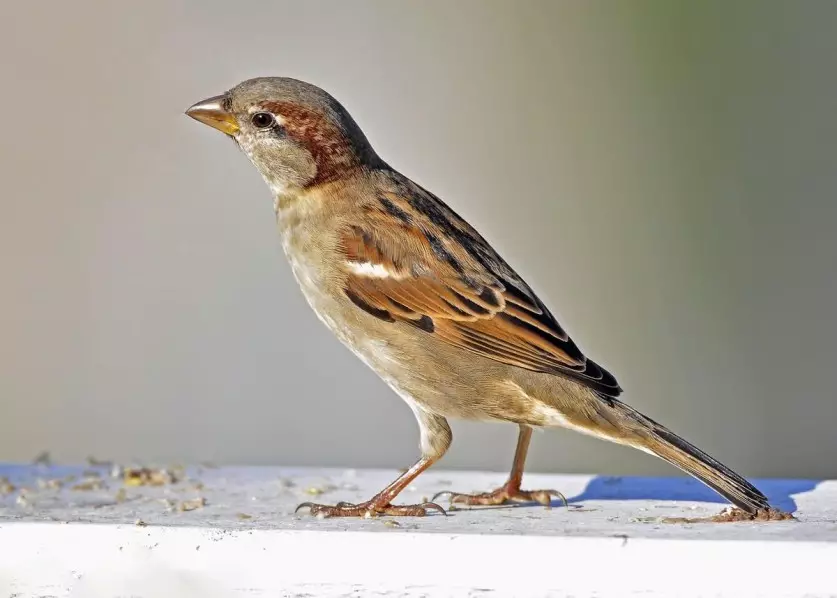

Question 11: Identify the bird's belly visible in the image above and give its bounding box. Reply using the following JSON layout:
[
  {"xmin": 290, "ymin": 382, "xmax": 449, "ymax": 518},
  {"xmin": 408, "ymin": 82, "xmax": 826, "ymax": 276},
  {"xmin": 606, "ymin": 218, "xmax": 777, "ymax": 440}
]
[
  {"xmin": 278, "ymin": 222, "xmax": 544, "ymax": 422},
  {"xmin": 281, "ymin": 247, "xmax": 447, "ymax": 408},
  {"xmin": 287, "ymin": 259, "xmax": 393, "ymax": 372},
  {"xmin": 283, "ymin": 250, "xmax": 349, "ymax": 340}
]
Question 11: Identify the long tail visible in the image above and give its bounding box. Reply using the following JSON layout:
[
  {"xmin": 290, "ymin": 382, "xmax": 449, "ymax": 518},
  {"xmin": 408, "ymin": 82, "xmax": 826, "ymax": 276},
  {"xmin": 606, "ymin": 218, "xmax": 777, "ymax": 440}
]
[{"xmin": 611, "ymin": 401, "xmax": 770, "ymax": 513}]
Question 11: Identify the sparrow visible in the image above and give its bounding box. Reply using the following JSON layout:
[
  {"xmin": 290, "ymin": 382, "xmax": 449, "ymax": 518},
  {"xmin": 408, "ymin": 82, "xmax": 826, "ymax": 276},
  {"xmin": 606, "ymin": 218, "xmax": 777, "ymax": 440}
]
[{"xmin": 186, "ymin": 77, "xmax": 772, "ymax": 518}]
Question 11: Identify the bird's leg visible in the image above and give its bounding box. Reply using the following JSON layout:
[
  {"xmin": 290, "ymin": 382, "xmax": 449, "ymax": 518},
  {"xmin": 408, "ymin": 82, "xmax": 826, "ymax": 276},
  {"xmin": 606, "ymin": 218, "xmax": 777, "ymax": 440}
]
[
  {"xmin": 297, "ymin": 456, "xmax": 445, "ymax": 518},
  {"xmin": 297, "ymin": 410, "xmax": 451, "ymax": 518},
  {"xmin": 434, "ymin": 425, "xmax": 566, "ymax": 508}
]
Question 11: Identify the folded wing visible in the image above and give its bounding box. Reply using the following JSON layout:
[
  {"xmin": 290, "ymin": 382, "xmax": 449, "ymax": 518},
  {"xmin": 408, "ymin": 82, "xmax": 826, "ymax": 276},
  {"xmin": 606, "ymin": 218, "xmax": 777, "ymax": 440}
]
[{"xmin": 339, "ymin": 175, "xmax": 622, "ymax": 398}]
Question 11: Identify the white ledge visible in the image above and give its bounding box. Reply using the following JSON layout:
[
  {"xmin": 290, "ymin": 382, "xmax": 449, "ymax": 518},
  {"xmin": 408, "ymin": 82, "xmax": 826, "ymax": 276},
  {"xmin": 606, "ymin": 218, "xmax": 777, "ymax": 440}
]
[{"xmin": 1, "ymin": 464, "xmax": 836, "ymax": 597}]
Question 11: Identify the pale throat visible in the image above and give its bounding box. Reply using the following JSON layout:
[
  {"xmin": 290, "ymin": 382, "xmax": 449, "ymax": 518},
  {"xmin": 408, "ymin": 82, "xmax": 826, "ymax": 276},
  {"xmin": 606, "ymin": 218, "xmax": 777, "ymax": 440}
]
[
  {"xmin": 259, "ymin": 171, "xmax": 290, "ymax": 211},
  {"xmin": 263, "ymin": 172, "xmax": 311, "ymax": 215},
  {"xmin": 272, "ymin": 186, "xmax": 322, "ymax": 244},
  {"xmin": 255, "ymin": 162, "xmax": 313, "ymax": 213}
]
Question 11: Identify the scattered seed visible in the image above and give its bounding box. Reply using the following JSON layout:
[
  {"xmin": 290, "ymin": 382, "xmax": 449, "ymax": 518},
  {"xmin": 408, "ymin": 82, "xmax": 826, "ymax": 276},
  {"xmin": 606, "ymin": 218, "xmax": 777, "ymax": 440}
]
[
  {"xmin": 123, "ymin": 467, "xmax": 180, "ymax": 487},
  {"xmin": 304, "ymin": 484, "xmax": 337, "ymax": 496},
  {"xmin": 0, "ymin": 477, "xmax": 16, "ymax": 495},
  {"xmin": 37, "ymin": 478, "xmax": 63, "ymax": 490},
  {"xmin": 178, "ymin": 497, "xmax": 207, "ymax": 512},
  {"xmin": 72, "ymin": 478, "xmax": 104, "ymax": 491}
]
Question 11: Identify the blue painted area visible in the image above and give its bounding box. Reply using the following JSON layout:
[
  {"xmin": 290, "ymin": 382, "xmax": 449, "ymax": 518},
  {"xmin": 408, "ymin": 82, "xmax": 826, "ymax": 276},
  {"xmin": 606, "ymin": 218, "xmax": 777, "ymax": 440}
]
[
  {"xmin": 0, "ymin": 463, "xmax": 105, "ymax": 480},
  {"xmin": 565, "ymin": 475, "xmax": 820, "ymax": 513}
]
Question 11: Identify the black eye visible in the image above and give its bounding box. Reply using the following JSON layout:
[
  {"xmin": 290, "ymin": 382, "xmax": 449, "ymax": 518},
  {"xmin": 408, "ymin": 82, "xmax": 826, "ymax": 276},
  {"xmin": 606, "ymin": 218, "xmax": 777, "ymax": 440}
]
[{"xmin": 251, "ymin": 112, "xmax": 275, "ymax": 129}]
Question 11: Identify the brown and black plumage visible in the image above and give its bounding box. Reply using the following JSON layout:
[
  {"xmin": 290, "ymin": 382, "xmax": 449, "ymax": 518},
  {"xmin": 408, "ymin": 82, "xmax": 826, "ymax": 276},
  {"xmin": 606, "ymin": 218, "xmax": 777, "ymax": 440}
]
[{"xmin": 186, "ymin": 77, "xmax": 771, "ymax": 518}]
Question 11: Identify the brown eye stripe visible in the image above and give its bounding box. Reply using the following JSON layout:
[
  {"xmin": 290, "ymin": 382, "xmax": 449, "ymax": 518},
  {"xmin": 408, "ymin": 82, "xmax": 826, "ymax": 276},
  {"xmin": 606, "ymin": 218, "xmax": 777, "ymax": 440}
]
[{"xmin": 259, "ymin": 100, "xmax": 362, "ymax": 186}]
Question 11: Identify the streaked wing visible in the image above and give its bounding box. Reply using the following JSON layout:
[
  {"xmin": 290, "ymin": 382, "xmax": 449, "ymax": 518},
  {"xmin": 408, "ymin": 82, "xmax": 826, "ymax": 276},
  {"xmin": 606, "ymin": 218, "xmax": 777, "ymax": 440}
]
[{"xmin": 339, "ymin": 173, "xmax": 622, "ymax": 397}]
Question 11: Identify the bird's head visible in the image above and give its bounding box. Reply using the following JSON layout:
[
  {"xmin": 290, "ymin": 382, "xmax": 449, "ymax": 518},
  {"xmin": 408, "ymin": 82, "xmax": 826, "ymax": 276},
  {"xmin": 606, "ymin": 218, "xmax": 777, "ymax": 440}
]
[{"xmin": 186, "ymin": 77, "xmax": 381, "ymax": 196}]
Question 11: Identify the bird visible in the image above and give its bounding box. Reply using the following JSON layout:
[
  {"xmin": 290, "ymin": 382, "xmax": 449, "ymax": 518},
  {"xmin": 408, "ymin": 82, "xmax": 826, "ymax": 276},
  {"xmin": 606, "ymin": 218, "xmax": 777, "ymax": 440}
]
[{"xmin": 186, "ymin": 77, "xmax": 771, "ymax": 518}]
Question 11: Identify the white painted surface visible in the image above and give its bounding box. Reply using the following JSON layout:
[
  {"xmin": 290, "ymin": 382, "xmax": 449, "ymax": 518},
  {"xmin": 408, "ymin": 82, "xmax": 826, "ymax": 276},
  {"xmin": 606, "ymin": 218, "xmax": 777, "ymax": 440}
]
[{"xmin": 1, "ymin": 464, "xmax": 836, "ymax": 597}]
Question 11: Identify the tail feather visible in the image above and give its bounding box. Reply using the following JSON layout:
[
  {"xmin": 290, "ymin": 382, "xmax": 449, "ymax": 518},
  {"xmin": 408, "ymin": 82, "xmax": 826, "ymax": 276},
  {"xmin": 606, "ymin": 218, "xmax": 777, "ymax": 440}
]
[{"xmin": 614, "ymin": 402, "xmax": 770, "ymax": 513}]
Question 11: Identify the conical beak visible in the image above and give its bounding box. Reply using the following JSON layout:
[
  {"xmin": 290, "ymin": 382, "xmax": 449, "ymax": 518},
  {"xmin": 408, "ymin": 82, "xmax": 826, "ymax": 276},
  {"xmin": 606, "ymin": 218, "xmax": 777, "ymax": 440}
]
[{"xmin": 185, "ymin": 94, "xmax": 239, "ymax": 135}]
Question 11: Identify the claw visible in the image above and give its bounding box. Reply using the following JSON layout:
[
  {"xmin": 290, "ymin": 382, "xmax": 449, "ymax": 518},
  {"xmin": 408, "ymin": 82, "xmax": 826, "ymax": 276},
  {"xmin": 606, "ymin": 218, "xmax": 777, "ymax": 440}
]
[
  {"xmin": 431, "ymin": 490, "xmax": 455, "ymax": 503},
  {"xmin": 294, "ymin": 502, "xmax": 315, "ymax": 514},
  {"xmin": 421, "ymin": 501, "xmax": 448, "ymax": 516},
  {"xmin": 543, "ymin": 489, "xmax": 568, "ymax": 508}
]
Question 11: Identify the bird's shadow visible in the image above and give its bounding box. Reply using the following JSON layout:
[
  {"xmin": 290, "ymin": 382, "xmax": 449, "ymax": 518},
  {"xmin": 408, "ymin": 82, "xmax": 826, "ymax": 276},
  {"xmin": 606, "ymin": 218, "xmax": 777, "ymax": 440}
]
[{"xmin": 561, "ymin": 475, "xmax": 819, "ymax": 514}]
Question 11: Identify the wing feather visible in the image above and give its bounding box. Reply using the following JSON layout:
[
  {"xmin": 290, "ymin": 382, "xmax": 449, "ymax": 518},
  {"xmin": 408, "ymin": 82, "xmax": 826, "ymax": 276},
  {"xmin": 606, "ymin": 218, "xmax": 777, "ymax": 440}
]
[{"xmin": 339, "ymin": 174, "xmax": 622, "ymax": 397}]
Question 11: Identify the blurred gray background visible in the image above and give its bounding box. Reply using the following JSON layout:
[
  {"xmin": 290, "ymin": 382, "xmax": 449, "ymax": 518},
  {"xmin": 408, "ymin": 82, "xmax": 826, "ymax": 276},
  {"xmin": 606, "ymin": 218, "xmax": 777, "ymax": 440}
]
[{"xmin": 2, "ymin": 1, "xmax": 835, "ymax": 479}]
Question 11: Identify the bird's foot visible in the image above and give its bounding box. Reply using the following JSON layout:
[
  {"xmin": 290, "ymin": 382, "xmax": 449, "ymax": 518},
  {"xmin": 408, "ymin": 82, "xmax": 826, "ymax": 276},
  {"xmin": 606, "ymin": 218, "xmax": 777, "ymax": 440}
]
[
  {"xmin": 295, "ymin": 499, "xmax": 447, "ymax": 518},
  {"xmin": 433, "ymin": 485, "xmax": 567, "ymax": 508}
]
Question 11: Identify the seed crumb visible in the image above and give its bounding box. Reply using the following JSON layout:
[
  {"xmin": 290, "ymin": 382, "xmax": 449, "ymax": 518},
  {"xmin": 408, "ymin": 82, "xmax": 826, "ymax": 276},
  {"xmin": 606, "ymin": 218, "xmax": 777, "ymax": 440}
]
[
  {"xmin": 37, "ymin": 478, "xmax": 64, "ymax": 490},
  {"xmin": 663, "ymin": 506, "xmax": 794, "ymax": 523},
  {"xmin": 0, "ymin": 477, "xmax": 16, "ymax": 495},
  {"xmin": 304, "ymin": 484, "xmax": 337, "ymax": 496},
  {"xmin": 123, "ymin": 467, "xmax": 181, "ymax": 487},
  {"xmin": 178, "ymin": 497, "xmax": 207, "ymax": 512},
  {"xmin": 71, "ymin": 478, "xmax": 105, "ymax": 492}
]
